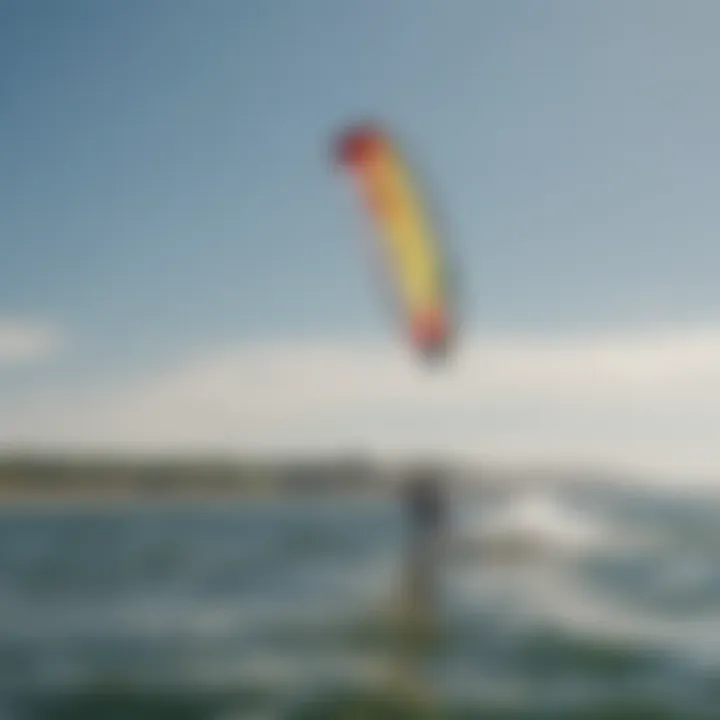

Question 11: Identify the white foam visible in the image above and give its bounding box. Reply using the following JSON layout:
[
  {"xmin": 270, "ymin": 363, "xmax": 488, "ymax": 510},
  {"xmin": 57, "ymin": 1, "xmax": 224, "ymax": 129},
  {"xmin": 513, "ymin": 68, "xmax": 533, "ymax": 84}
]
[
  {"xmin": 452, "ymin": 540, "xmax": 720, "ymax": 666},
  {"xmin": 453, "ymin": 492, "xmax": 609, "ymax": 563}
]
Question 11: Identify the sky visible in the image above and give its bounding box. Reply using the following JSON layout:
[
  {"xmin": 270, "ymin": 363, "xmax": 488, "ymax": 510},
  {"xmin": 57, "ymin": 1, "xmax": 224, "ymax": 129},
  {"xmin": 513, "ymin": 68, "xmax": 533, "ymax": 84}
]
[{"xmin": 3, "ymin": 0, "xmax": 720, "ymax": 480}]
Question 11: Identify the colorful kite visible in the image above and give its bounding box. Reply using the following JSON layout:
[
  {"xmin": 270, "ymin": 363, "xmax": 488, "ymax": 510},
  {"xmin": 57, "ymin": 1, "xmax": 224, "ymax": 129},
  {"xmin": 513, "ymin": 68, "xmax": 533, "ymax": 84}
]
[{"xmin": 334, "ymin": 123, "xmax": 454, "ymax": 364}]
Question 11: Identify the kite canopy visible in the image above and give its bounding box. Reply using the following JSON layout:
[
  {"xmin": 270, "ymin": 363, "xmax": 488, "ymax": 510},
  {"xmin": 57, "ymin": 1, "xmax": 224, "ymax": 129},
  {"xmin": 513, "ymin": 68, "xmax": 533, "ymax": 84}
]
[{"xmin": 334, "ymin": 123, "xmax": 454, "ymax": 364}]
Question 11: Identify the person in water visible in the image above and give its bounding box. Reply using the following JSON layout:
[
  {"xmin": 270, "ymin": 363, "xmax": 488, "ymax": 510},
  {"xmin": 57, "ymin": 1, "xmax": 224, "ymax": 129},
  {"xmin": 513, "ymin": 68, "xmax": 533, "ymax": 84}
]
[
  {"xmin": 387, "ymin": 465, "xmax": 449, "ymax": 705},
  {"xmin": 400, "ymin": 465, "xmax": 448, "ymax": 629}
]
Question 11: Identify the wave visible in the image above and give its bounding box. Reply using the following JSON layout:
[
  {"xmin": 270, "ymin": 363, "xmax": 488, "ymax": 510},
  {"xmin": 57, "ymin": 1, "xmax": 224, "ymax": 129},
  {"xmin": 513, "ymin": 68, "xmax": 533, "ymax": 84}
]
[{"xmin": 451, "ymin": 491, "xmax": 613, "ymax": 565}]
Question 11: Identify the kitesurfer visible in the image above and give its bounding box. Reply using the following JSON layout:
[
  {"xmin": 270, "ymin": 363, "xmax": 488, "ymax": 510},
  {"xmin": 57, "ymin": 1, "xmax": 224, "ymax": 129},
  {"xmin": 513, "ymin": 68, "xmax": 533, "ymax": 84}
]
[{"xmin": 401, "ymin": 465, "xmax": 448, "ymax": 629}]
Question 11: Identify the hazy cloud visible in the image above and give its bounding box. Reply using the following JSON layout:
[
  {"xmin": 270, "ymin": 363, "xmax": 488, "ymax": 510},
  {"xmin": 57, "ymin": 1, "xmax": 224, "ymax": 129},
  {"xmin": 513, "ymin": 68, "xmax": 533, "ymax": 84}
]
[
  {"xmin": 0, "ymin": 319, "xmax": 66, "ymax": 365},
  {"xmin": 5, "ymin": 324, "xmax": 720, "ymax": 481}
]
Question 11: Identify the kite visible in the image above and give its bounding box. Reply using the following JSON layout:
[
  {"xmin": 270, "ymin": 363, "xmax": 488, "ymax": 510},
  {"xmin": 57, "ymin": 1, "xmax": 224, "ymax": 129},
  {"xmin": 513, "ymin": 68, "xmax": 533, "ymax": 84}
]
[{"xmin": 334, "ymin": 123, "xmax": 455, "ymax": 364}]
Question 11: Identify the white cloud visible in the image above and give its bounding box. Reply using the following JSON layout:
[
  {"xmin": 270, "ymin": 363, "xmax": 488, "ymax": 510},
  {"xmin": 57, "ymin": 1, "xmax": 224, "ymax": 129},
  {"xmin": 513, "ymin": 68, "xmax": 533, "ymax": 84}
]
[
  {"xmin": 0, "ymin": 319, "xmax": 65, "ymax": 365},
  {"xmin": 4, "ymin": 324, "xmax": 720, "ymax": 482}
]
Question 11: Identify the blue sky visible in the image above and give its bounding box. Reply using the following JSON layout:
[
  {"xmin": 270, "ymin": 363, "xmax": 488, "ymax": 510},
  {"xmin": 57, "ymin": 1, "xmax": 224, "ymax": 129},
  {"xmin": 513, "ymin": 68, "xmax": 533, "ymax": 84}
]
[{"xmin": 3, "ymin": 1, "xmax": 720, "ymax": 475}]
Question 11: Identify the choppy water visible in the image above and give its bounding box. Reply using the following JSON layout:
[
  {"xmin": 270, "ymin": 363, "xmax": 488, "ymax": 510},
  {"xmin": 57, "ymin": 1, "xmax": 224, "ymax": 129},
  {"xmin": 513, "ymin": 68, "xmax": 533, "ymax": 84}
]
[{"xmin": 2, "ymin": 482, "xmax": 720, "ymax": 718}]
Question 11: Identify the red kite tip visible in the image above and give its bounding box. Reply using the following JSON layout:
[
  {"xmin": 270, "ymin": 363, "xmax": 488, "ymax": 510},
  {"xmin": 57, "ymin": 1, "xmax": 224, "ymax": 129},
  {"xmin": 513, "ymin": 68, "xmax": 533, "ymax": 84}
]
[
  {"xmin": 335, "ymin": 124, "xmax": 385, "ymax": 167},
  {"xmin": 412, "ymin": 308, "xmax": 450, "ymax": 361}
]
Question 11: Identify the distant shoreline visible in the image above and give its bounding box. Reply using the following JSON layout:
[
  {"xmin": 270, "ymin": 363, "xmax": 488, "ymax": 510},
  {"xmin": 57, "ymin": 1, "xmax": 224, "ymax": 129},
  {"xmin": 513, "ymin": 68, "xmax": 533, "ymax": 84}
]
[
  {"xmin": 0, "ymin": 452, "xmax": 685, "ymax": 506},
  {"xmin": 0, "ymin": 493, "xmax": 393, "ymax": 513},
  {"xmin": 0, "ymin": 455, "xmax": 396, "ymax": 506}
]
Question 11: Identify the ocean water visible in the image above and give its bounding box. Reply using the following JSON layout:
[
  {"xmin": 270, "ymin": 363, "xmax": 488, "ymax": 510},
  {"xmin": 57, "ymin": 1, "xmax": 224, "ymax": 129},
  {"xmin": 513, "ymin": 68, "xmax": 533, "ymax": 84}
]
[{"xmin": 1, "ymin": 483, "xmax": 720, "ymax": 719}]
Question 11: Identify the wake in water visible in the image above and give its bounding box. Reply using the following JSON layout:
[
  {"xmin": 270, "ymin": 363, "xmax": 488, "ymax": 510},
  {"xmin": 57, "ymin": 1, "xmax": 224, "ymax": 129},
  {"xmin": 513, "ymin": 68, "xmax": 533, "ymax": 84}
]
[
  {"xmin": 451, "ymin": 491, "xmax": 611, "ymax": 565},
  {"xmin": 449, "ymin": 485, "xmax": 720, "ymax": 700}
]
